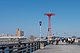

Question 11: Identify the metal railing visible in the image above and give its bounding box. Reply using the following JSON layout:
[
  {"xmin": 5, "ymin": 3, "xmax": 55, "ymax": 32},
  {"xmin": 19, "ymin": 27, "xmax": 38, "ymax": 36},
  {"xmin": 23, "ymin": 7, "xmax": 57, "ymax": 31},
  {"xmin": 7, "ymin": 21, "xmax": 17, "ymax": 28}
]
[{"xmin": 0, "ymin": 41, "xmax": 47, "ymax": 53}]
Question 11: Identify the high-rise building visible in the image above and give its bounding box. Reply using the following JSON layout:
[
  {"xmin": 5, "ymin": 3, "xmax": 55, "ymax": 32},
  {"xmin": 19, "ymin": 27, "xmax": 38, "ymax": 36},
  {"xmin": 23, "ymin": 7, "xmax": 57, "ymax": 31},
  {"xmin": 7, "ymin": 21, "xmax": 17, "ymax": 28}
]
[{"xmin": 16, "ymin": 28, "xmax": 24, "ymax": 36}]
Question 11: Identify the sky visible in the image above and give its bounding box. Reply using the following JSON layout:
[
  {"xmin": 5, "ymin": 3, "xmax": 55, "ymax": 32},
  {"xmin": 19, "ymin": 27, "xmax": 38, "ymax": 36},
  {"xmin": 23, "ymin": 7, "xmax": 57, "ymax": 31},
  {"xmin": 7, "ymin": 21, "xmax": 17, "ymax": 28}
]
[{"xmin": 0, "ymin": 0, "xmax": 80, "ymax": 37}]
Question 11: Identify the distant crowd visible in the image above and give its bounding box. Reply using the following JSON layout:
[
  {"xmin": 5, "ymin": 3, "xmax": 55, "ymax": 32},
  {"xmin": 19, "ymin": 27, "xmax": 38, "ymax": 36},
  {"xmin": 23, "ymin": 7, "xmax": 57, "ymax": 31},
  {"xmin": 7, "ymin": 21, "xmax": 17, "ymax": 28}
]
[
  {"xmin": 64, "ymin": 37, "xmax": 75, "ymax": 44},
  {"xmin": 48, "ymin": 37, "xmax": 75, "ymax": 45}
]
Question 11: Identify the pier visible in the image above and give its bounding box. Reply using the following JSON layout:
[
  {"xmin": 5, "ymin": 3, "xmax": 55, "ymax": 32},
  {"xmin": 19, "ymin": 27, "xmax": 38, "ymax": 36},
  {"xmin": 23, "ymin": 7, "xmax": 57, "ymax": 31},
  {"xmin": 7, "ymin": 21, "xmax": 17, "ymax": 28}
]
[{"xmin": 0, "ymin": 40, "xmax": 80, "ymax": 53}]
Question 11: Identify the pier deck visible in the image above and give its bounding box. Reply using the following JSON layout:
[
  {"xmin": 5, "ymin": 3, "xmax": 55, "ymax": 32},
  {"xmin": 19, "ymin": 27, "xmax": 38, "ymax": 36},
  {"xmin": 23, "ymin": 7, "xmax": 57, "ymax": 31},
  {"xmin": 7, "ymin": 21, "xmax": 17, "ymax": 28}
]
[{"xmin": 33, "ymin": 42, "xmax": 80, "ymax": 53}]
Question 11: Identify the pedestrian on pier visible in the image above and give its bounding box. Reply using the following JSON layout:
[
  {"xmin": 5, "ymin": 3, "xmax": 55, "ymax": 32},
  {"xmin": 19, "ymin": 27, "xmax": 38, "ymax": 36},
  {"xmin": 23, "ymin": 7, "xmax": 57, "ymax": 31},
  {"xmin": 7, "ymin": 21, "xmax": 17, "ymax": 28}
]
[
  {"xmin": 56, "ymin": 37, "xmax": 60, "ymax": 45},
  {"xmin": 71, "ymin": 38, "xmax": 75, "ymax": 44},
  {"xmin": 68, "ymin": 37, "xmax": 72, "ymax": 44}
]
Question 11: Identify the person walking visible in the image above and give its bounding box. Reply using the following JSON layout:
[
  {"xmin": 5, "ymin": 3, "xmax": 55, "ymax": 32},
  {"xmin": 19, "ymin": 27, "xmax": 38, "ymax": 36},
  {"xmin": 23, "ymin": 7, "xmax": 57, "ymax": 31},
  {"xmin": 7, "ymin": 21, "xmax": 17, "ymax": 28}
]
[
  {"xmin": 56, "ymin": 37, "xmax": 60, "ymax": 45},
  {"xmin": 68, "ymin": 37, "xmax": 71, "ymax": 44}
]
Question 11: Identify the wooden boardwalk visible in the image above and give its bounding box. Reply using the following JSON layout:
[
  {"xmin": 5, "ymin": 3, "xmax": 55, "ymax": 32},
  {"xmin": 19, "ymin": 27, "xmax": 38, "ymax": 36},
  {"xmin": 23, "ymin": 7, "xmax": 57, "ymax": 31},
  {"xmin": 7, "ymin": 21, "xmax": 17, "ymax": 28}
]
[{"xmin": 33, "ymin": 41, "xmax": 80, "ymax": 53}]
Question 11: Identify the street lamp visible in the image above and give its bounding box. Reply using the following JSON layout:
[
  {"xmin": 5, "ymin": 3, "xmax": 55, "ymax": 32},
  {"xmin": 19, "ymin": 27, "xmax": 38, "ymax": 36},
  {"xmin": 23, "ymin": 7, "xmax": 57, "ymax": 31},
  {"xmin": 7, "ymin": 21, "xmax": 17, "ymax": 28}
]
[{"xmin": 39, "ymin": 21, "xmax": 42, "ymax": 40}]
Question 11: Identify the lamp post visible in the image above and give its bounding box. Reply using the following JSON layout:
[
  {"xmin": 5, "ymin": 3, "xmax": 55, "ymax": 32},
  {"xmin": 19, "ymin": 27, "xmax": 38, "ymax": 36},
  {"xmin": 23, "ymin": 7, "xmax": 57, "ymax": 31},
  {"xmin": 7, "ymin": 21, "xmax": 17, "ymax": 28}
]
[
  {"xmin": 39, "ymin": 21, "xmax": 45, "ymax": 49},
  {"xmin": 39, "ymin": 21, "xmax": 42, "ymax": 40}
]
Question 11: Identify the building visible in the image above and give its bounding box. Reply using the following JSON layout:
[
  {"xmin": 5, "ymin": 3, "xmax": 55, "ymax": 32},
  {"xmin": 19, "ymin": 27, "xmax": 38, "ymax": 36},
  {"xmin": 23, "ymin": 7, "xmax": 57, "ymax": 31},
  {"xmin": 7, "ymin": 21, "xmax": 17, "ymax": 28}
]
[
  {"xmin": 0, "ymin": 34, "xmax": 15, "ymax": 37},
  {"xmin": 0, "ymin": 28, "xmax": 25, "ymax": 42},
  {"xmin": 0, "ymin": 28, "xmax": 24, "ymax": 38},
  {"xmin": 16, "ymin": 28, "xmax": 24, "ymax": 36}
]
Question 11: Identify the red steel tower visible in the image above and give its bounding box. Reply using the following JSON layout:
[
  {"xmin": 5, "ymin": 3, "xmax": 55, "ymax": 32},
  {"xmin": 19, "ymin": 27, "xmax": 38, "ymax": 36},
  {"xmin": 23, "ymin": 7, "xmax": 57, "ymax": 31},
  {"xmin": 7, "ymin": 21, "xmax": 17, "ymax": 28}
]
[{"xmin": 44, "ymin": 12, "xmax": 55, "ymax": 43}]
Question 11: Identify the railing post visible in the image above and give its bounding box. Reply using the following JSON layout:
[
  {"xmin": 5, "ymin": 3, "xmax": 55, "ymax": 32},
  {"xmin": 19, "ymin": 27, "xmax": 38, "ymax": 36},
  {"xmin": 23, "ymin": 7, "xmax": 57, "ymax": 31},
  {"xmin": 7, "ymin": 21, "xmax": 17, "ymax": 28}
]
[
  {"xmin": 39, "ymin": 41, "xmax": 40, "ymax": 49},
  {"xmin": 36, "ymin": 42, "xmax": 38, "ymax": 50},
  {"xmin": 27, "ymin": 43, "xmax": 30, "ymax": 53},
  {"xmin": 9, "ymin": 46, "xmax": 13, "ymax": 53},
  {"xmin": 33, "ymin": 42, "xmax": 36, "ymax": 51},
  {"xmin": 21, "ymin": 43, "xmax": 26, "ymax": 53},
  {"xmin": 2, "ymin": 47, "xmax": 6, "ymax": 53},
  {"xmin": 18, "ymin": 44, "xmax": 22, "ymax": 53},
  {"xmin": 30, "ymin": 43, "xmax": 32, "ymax": 53},
  {"xmin": 35, "ymin": 42, "xmax": 37, "ymax": 50},
  {"xmin": 31, "ymin": 43, "xmax": 33, "ymax": 52},
  {"xmin": 34, "ymin": 42, "xmax": 37, "ymax": 51},
  {"xmin": 37, "ymin": 41, "xmax": 40, "ymax": 49}
]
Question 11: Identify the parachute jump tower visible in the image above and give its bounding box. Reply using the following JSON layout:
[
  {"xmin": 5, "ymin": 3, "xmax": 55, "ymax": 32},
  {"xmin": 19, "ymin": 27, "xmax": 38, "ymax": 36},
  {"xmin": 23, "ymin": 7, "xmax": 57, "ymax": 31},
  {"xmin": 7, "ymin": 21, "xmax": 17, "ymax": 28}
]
[{"xmin": 44, "ymin": 12, "xmax": 55, "ymax": 44}]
